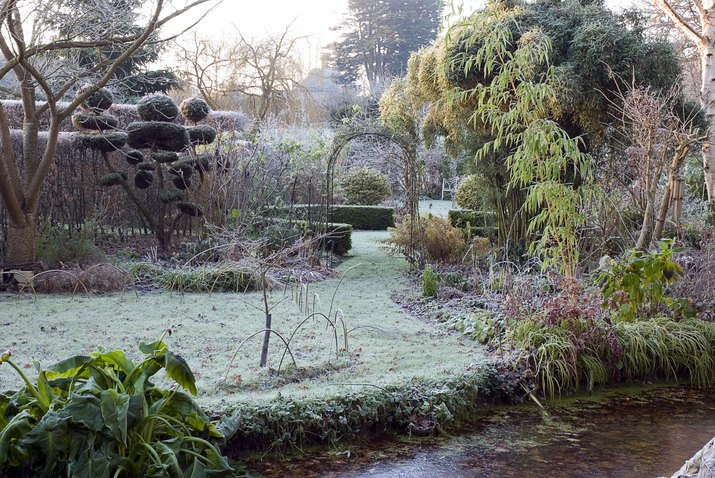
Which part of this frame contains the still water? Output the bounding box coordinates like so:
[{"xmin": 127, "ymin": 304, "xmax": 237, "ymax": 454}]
[{"xmin": 248, "ymin": 386, "xmax": 715, "ymax": 477}]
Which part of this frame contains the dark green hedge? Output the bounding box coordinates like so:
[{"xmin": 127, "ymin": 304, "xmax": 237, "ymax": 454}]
[
  {"xmin": 309, "ymin": 220, "xmax": 352, "ymax": 255},
  {"xmin": 275, "ymin": 205, "xmax": 395, "ymax": 231},
  {"xmin": 269, "ymin": 218, "xmax": 352, "ymax": 255},
  {"xmin": 448, "ymin": 209, "xmax": 498, "ymax": 240}
]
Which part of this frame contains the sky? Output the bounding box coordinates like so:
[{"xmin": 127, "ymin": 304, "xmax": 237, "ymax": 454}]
[{"xmin": 179, "ymin": 0, "xmax": 636, "ymax": 69}]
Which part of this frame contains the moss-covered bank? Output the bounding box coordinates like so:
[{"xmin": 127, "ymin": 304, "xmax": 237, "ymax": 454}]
[{"xmin": 220, "ymin": 364, "xmax": 515, "ymax": 456}]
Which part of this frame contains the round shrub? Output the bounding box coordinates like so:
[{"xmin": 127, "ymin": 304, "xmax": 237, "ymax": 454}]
[
  {"xmin": 99, "ymin": 172, "xmax": 127, "ymax": 187},
  {"xmin": 160, "ymin": 188, "xmax": 185, "ymax": 204},
  {"xmin": 72, "ymin": 113, "xmax": 118, "ymax": 131},
  {"xmin": 169, "ymin": 162, "xmax": 193, "ymax": 179},
  {"xmin": 455, "ymin": 175, "xmax": 485, "ymax": 211},
  {"xmin": 180, "ymin": 97, "xmax": 211, "ymax": 122},
  {"xmin": 177, "ymin": 201, "xmax": 203, "ymax": 217},
  {"xmin": 137, "ymin": 162, "xmax": 155, "ymax": 171},
  {"xmin": 75, "ymin": 132, "xmax": 128, "ymax": 152},
  {"xmin": 192, "ymin": 154, "xmax": 212, "ymax": 171},
  {"xmin": 153, "ymin": 151, "xmax": 180, "ymax": 164},
  {"xmin": 134, "ymin": 170, "xmax": 154, "ymax": 189},
  {"xmin": 339, "ymin": 168, "xmax": 392, "ymax": 205},
  {"xmin": 126, "ymin": 121, "xmax": 189, "ymax": 152},
  {"xmin": 173, "ymin": 176, "xmax": 191, "ymax": 190},
  {"xmin": 125, "ymin": 149, "xmax": 145, "ymax": 165},
  {"xmin": 187, "ymin": 125, "xmax": 217, "ymax": 145},
  {"xmin": 137, "ymin": 94, "xmax": 179, "ymax": 122},
  {"xmin": 76, "ymin": 85, "xmax": 114, "ymax": 112}
]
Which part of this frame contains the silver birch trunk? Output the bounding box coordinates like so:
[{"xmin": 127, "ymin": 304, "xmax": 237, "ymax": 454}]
[{"xmin": 702, "ymin": 1, "xmax": 715, "ymax": 206}]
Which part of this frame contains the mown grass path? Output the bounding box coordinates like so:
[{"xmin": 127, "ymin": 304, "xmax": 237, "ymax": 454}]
[{"xmin": 0, "ymin": 231, "xmax": 487, "ymax": 411}]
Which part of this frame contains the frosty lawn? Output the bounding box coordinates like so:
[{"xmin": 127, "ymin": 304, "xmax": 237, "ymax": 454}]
[{"xmin": 0, "ymin": 231, "xmax": 487, "ymax": 412}]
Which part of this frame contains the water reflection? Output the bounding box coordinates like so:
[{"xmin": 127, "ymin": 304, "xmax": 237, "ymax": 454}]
[{"xmin": 248, "ymin": 386, "xmax": 715, "ymax": 478}]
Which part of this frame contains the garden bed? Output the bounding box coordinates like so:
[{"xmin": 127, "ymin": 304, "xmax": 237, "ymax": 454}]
[{"xmin": 0, "ymin": 232, "xmax": 491, "ymax": 452}]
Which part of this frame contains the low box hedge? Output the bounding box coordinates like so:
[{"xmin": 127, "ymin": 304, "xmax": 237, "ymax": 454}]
[
  {"xmin": 329, "ymin": 205, "xmax": 394, "ymax": 230},
  {"xmin": 448, "ymin": 209, "xmax": 498, "ymax": 241},
  {"xmin": 267, "ymin": 217, "xmax": 352, "ymax": 255},
  {"xmin": 274, "ymin": 205, "xmax": 395, "ymax": 231}
]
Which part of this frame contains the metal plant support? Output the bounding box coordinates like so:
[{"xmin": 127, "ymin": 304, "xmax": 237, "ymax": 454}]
[{"xmin": 322, "ymin": 126, "xmax": 419, "ymax": 263}]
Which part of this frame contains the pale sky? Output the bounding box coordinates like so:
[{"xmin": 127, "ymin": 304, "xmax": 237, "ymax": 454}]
[{"xmin": 179, "ymin": 0, "xmax": 636, "ymax": 69}]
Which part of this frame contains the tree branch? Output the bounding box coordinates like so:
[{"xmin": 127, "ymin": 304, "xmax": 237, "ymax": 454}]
[{"xmin": 653, "ymin": 0, "xmax": 704, "ymax": 46}]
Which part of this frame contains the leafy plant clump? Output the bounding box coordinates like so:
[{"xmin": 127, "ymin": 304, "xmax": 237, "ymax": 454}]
[
  {"xmin": 597, "ymin": 239, "xmax": 694, "ymax": 321},
  {"xmin": 421, "ymin": 265, "xmax": 439, "ymax": 298},
  {"xmin": 0, "ymin": 338, "xmax": 239, "ymax": 477},
  {"xmin": 339, "ymin": 168, "xmax": 392, "ymax": 205},
  {"xmin": 37, "ymin": 223, "xmax": 105, "ymax": 268}
]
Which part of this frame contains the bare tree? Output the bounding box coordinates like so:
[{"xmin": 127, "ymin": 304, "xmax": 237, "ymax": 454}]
[
  {"xmin": 609, "ymin": 82, "xmax": 702, "ymax": 249},
  {"xmin": 176, "ymin": 23, "xmax": 306, "ymax": 121},
  {"xmin": 651, "ymin": 0, "xmax": 715, "ymax": 210},
  {"xmin": 0, "ymin": 0, "xmax": 219, "ymax": 267},
  {"xmin": 174, "ymin": 31, "xmax": 243, "ymax": 110}
]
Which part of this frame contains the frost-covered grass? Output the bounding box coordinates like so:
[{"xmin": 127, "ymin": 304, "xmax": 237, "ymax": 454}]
[
  {"xmin": 419, "ymin": 199, "xmax": 455, "ymax": 218},
  {"xmin": 0, "ymin": 231, "xmax": 486, "ymax": 412}
]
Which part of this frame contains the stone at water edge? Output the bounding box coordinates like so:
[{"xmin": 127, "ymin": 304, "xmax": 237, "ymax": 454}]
[{"xmin": 669, "ymin": 436, "xmax": 715, "ymax": 478}]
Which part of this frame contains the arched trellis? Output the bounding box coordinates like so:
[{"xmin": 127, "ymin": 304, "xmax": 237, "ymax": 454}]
[{"xmin": 322, "ymin": 126, "xmax": 420, "ymax": 263}]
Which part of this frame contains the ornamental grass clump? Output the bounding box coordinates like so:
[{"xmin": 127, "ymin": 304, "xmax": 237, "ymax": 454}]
[
  {"xmin": 499, "ymin": 275, "xmax": 715, "ymax": 398},
  {"xmin": 382, "ymin": 214, "xmax": 466, "ymax": 265}
]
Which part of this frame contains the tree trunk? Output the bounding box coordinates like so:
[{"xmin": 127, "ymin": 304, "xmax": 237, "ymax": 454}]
[
  {"xmin": 636, "ymin": 194, "xmax": 656, "ymax": 250},
  {"xmin": 5, "ymin": 213, "xmax": 37, "ymax": 266},
  {"xmin": 701, "ymin": 3, "xmax": 715, "ymax": 206},
  {"xmin": 653, "ymin": 144, "xmax": 690, "ymax": 244}
]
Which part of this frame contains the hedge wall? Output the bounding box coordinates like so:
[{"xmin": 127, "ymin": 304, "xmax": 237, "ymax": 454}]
[
  {"xmin": 268, "ymin": 218, "xmax": 352, "ymax": 255},
  {"xmin": 448, "ymin": 209, "xmax": 498, "ymax": 241},
  {"xmin": 276, "ymin": 205, "xmax": 395, "ymax": 231}
]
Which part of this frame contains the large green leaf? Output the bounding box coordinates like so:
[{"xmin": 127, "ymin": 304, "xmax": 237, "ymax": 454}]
[
  {"xmin": 69, "ymin": 449, "xmax": 111, "ymax": 478},
  {"xmin": 62, "ymin": 394, "xmax": 104, "ymax": 432},
  {"xmin": 154, "ymin": 441, "xmax": 183, "ymax": 478},
  {"xmin": 20, "ymin": 412, "xmax": 71, "ymax": 475},
  {"xmin": 182, "ymin": 458, "xmax": 207, "ymax": 478},
  {"xmin": 100, "ymin": 389, "xmax": 130, "ymax": 445},
  {"xmin": 0, "ymin": 411, "xmax": 33, "ymax": 466},
  {"xmin": 91, "ymin": 350, "xmax": 135, "ymax": 375},
  {"xmin": 125, "ymin": 358, "xmax": 163, "ymax": 395},
  {"xmin": 164, "ymin": 352, "xmax": 197, "ymax": 396},
  {"xmin": 139, "ymin": 340, "xmax": 168, "ymax": 355},
  {"xmin": 37, "ymin": 372, "xmax": 54, "ymax": 410},
  {"xmin": 45, "ymin": 355, "xmax": 93, "ymax": 380},
  {"xmin": 0, "ymin": 393, "xmax": 10, "ymax": 429},
  {"xmin": 150, "ymin": 391, "xmax": 204, "ymax": 420}
]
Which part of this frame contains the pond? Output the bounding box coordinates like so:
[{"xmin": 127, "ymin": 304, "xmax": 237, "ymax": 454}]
[{"xmin": 246, "ymin": 385, "xmax": 715, "ymax": 477}]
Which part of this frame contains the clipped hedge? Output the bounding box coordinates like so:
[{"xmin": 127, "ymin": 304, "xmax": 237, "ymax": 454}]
[
  {"xmin": 329, "ymin": 206, "xmax": 394, "ymax": 230},
  {"xmin": 302, "ymin": 220, "xmax": 352, "ymax": 255},
  {"xmin": 449, "ymin": 209, "xmax": 498, "ymax": 240},
  {"xmin": 265, "ymin": 218, "xmax": 353, "ymax": 255},
  {"xmin": 280, "ymin": 205, "xmax": 395, "ymax": 231}
]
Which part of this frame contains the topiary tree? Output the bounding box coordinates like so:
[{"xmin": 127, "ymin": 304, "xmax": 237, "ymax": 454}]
[
  {"xmin": 74, "ymin": 94, "xmax": 217, "ymax": 252},
  {"xmin": 454, "ymin": 175, "xmax": 486, "ymax": 211},
  {"xmin": 0, "ymin": 0, "xmax": 218, "ymax": 267},
  {"xmin": 339, "ymin": 168, "xmax": 392, "ymax": 205}
]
